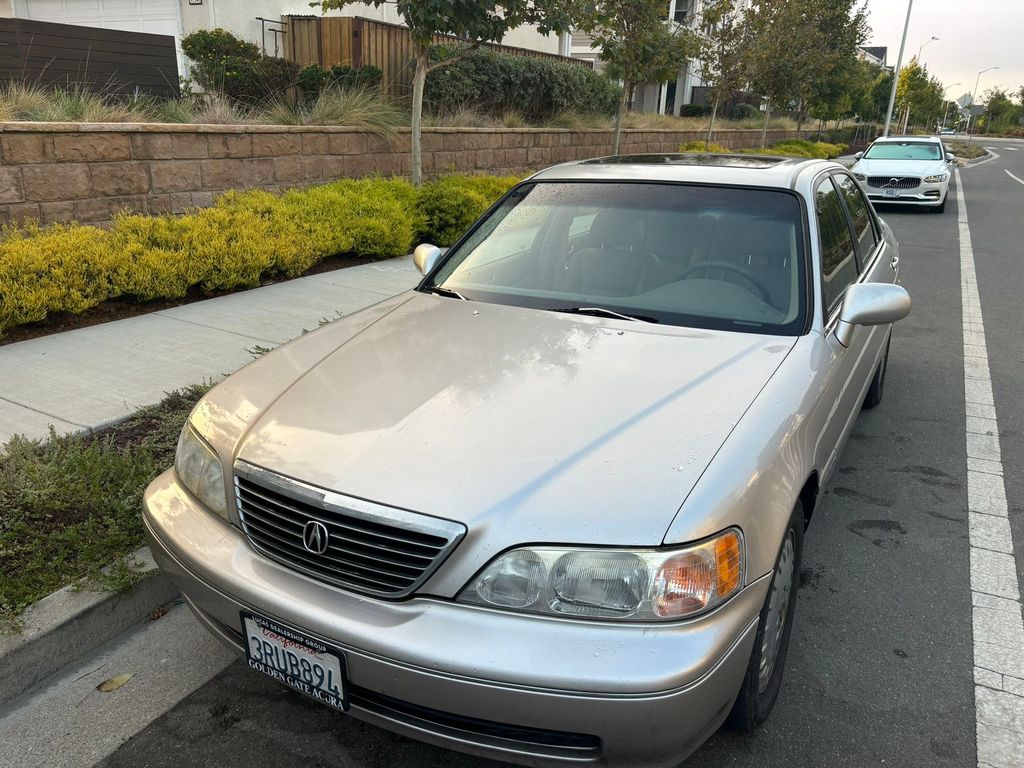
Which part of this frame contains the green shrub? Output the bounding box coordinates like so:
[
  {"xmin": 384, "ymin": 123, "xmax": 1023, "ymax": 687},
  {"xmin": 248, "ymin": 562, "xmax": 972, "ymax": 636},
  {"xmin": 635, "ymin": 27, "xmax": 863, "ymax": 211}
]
[
  {"xmin": 678, "ymin": 104, "xmax": 709, "ymax": 117},
  {"xmin": 425, "ymin": 46, "xmax": 619, "ymax": 120},
  {"xmin": 297, "ymin": 64, "xmax": 384, "ymax": 102},
  {"xmin": 679, "ymin": 140, "xmax": 733, "ymax": 153},
  {"xmin": 732, "ymin": 103, "xmax": 760, "ymax": 120},
  {"xmin": 416, "ymin": 174, "xmax": 519, "ymax": 246},
  {"xmin": 182, "ymin": 28, "xmax": 298, "ymax": 103},
  {"xmin": 0, "ymin": 222, "xmax": 119, "ymax": 332},
  {"xmin": 0, "ymin": 173, "xmax": 517, "ymax": 337}
]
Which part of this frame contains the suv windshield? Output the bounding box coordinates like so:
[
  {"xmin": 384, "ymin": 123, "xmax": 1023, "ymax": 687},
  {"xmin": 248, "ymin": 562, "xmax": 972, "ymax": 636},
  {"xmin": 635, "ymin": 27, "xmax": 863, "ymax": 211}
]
[
  {"xmin": 863, "ymin": 141, "xmax": 943, "ymax": 160},
  {"xmin": 425, "ymin": 182, "xmax": 807, "ymax": 334}
]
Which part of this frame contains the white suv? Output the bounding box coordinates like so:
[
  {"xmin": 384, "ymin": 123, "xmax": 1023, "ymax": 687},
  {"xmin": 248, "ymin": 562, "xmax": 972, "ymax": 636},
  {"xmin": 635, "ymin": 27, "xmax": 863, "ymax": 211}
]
[{"xmin": 850, "ymin": 136, "xmax": 954, "ymax": 213}]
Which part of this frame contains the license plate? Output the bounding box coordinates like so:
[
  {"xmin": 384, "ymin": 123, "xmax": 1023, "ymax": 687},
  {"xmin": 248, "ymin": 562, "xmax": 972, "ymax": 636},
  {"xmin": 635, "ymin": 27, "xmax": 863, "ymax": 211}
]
[
  {"xmin": 884, "ymin": 188, "xmax": 900, "ymax": 198},
  {"xmin": 241, "ymin": 611, "xmax": 348, "ymax": 711}
]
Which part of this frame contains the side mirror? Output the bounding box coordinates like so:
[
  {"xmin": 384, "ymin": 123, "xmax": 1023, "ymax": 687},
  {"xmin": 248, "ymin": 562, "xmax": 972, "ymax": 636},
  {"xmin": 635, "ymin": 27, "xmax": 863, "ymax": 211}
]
[
  {"xmin": 854, "ymin": 151, "xmax": 864, "ymax": 160},
  {"xmin": 413, "ymin": 243, "xmax": 443, "ymax": 276},
  {"xmin": 834, "ymin": 283, "xmax": 911, "ymax": 348},
  {"xmin": 947, "ymin": 153, "xmax": 956, "ymax": 163}
]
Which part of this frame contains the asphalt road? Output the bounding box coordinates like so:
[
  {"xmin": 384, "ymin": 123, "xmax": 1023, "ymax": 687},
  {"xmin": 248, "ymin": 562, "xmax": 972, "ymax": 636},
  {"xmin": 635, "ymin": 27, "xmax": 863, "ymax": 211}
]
[{"xmin": 82, "ymin": 143, "xmax": 1022, "ymax": 767}]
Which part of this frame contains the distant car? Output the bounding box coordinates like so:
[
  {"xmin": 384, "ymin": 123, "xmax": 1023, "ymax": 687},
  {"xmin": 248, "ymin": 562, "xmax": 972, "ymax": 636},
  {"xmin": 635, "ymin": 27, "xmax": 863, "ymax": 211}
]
[
  {"xmin": 145, "ymin": 154, "xmax": 911, "ymax": 768},
  {"xmin": 850, "ymin": 135, "xmax": 954, "ymax": 212},
  {"xmin": 938, "ymin": 127, "xmax": 956, "ymax": 135}
]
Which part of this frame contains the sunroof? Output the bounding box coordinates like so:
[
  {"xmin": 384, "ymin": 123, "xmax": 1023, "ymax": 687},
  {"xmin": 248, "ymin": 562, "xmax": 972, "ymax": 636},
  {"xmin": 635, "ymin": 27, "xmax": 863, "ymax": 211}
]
[{"xmin": 581, "ymin": 153, "xmax": 793, "ymax": 169}]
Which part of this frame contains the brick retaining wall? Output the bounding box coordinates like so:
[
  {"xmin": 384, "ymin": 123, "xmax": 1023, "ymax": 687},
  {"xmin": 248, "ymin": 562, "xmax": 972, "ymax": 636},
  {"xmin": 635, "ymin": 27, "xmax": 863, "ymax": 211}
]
[{"xmin": 0, "ymin": 124, "xmax": 811, "ymax": 225}]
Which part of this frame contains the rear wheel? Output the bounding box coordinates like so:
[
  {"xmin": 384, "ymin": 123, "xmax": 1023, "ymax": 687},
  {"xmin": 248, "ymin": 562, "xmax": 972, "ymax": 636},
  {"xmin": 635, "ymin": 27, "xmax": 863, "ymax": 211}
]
[
  {"xmin": 728, "ymin": 503, "xmax": 804, "ymax": 732},
  {"xmin": 863, "ymin": 336, "xmax": 891, "ymax": 409}
]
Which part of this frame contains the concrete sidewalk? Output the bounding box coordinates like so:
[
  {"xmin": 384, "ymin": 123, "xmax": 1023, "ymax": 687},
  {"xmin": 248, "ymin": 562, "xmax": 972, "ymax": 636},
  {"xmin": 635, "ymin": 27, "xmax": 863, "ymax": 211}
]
[{"xmin": 0, "ymin": 256, "xmax": 420, "ymax": 444}]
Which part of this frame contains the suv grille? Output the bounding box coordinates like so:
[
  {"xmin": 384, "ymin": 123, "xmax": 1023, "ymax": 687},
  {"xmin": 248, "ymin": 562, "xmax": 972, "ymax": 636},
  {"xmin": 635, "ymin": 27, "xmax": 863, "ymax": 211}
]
[
  {"xmin": 234, "ymin": 462, "xmax": 465, "ymax": 598},
  {"xmin": 867, "ymin": 176, "xmax": 920, "ymax": 189}
]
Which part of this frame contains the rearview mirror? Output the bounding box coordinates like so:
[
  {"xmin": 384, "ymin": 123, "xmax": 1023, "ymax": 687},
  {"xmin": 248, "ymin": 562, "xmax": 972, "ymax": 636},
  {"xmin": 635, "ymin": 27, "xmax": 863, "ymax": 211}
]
[
  {"xmin": 835, "ymin": 283, "xmax": 911, "ymax": 347},
  {"xmin": 854, "ymin": 151, "xmax": 864, "ymax": 160},
  {"xmin": 947, "ymin": 153, "xmax": 956, "ymax": 162},
  {"xmin": 413, "ymin": 244, "xmax": 443, "ymax": 276}
]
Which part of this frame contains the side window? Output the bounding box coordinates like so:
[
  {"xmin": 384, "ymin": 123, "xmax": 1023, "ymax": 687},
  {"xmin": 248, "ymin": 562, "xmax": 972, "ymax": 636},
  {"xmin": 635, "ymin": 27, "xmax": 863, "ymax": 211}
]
[
  {"xmin": 815, "ymin": 181, "xmax": 859, "ymax": 314},
  {"xmin": 833, "ymin": 174, "xmax": 878, "ymax": 265}
]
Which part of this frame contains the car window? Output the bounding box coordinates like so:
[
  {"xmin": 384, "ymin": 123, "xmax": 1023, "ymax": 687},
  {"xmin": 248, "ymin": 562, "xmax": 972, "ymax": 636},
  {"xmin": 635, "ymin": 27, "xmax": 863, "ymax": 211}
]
[
  {"xmin": 428, "ymin": 181, "xmax": 808, "ymax": 335},
  {"xmin": 832, "ymin": 174, "xmax": 877, "ymax": 264},
  {"xmin": 863, "ymin": 141, "xmax": 942, "ymax": 160},
  {"xmin": 815, "ymin": 182, "xmax": 859, "ymax": 314}
]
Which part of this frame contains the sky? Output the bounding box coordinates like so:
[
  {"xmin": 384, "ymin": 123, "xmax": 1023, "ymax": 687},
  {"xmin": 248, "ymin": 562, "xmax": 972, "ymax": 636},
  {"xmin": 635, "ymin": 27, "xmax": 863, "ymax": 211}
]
[{"xmin": 864, "ymin": 0, "xmax": 1023, "ymax": 102}]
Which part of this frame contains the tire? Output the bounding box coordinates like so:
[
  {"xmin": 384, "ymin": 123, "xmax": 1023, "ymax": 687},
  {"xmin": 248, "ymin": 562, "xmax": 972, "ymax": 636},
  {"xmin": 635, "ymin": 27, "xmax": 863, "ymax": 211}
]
[
  {"xmin": 863, "ymin": 336, "xmax": 890, "ymax": 410},
  {"xmin": 932, "ymin": 197, "xmax": 946, "ymax": 213},
  {"xmin": 728, "ymin": 502, "xmax": 804, "ymax": 732}
]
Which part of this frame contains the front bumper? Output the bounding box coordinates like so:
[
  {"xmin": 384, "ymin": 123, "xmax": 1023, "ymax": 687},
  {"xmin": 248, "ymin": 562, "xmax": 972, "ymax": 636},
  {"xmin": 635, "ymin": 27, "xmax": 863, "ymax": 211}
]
[
  {"xmin": 144, "ymin": 469, "xmax": 767, "ymax": 767},
  {"xmin": 865, "ymin": 184, "xmax": 948, "ymax": 206}
]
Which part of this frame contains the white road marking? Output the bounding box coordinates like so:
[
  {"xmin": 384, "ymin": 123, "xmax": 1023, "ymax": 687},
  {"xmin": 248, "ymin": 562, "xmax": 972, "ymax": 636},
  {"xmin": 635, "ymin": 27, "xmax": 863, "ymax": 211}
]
[
  {"xmin": 1006, "ymin": 170, "xmax": 1024, "ymax": 187},
  {"xmin": 1005, "ymin": 147, "xmax": 1019, "ymax": 151},
  {"xmin": 955, "ymin": 169, "xmax": 1024, "ymax": 767},
  {"xmin": 985, "ymin": 146, "xmax": 1000, "ymax": 150}
]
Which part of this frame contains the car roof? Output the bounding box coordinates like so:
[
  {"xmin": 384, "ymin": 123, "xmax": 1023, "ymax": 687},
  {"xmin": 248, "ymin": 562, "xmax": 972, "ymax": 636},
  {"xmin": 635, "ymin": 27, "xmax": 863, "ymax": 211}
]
[
  {"xmin": 871, "ymin": 135, "xmax": 942, "ymax": 143},
  {"xmin": 528, "ymin": 153, "xmax": 834, "ymax": 190}
]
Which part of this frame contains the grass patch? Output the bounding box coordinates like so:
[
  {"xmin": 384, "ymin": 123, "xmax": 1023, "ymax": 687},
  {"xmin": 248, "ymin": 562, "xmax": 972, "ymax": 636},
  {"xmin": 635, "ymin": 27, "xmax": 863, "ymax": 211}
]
[
  {"xmin": 947, "ymin": 140, "xmax": 988, "ymax": 160},
  {"xmin": 0, "ymin": 385, "xmax": 209, "ymax": 631}
]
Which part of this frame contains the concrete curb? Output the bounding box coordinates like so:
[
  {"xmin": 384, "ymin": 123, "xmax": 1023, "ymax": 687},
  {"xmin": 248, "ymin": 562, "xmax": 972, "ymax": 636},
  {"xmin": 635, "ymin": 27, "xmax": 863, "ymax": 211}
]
[{"xmin": 0, "ymin": 546, "xmax": 179, "ymax": 707}]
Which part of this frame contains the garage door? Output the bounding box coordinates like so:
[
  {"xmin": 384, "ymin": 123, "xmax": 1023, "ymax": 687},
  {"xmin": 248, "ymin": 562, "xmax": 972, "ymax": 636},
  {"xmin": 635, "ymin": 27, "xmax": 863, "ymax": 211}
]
[{"xmin": 17, "ymin": 0, "xmax": 180, "ymax": 39}]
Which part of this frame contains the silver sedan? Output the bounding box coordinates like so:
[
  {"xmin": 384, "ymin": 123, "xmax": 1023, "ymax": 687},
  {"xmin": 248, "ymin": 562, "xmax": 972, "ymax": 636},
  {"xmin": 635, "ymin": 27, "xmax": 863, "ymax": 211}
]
[{"xmin": 145, "ymin": 153, "xmax": 911, "ymax": 767}]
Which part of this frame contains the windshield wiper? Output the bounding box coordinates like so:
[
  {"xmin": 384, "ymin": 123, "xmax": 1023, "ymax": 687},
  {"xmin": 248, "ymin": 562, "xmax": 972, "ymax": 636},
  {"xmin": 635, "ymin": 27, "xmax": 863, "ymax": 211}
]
[
  {"xmin": 549, "ymin": 306, "xmax": 659, "ymax": 324},
  {"xmin": 424, "ymin": 285, "xmax": 469, "ymax": 301}
]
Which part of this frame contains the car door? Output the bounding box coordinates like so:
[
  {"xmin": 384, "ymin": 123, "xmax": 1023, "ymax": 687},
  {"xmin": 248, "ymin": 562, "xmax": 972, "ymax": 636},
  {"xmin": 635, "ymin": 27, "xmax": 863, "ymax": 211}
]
[{"xmin": 813, "ymin": 172, "xmax": 885, "ymax": 479}]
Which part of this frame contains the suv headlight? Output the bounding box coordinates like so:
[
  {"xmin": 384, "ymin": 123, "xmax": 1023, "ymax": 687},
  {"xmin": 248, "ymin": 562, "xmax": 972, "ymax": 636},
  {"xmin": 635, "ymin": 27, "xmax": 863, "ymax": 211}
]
[
  {"xmin": 175, "ymin": 423, "xmax": 228, "ymax": 518},
  {"xmin": 458, "ymin": 529, "xmax": 744, "ymax": 621},
  {"xmin": 923, "ymin": 173, "xmax": 949, "ymax": 183}
]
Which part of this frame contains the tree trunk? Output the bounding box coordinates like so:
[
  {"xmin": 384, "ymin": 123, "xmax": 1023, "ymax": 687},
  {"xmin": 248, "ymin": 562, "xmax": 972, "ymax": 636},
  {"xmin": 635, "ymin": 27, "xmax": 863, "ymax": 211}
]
[
  {"xmin": 760, "ymin": 98, "xmax": 772, "ymax": 149},
  {"xmin": 410, "ymin": 47, "xmax": 428, "ymax": 186},
  {"xmin": 705, "ymin": 96, "xmax": 720, "ymax": 150},
  {"xmin": 612, "ymin": 81, "xmax": 630, "ymax": 155}
]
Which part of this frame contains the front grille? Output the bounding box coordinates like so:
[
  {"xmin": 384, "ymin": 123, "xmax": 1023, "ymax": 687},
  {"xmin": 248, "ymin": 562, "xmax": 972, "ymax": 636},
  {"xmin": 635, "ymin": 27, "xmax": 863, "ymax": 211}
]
[
  {"xmin": 867, "ymin": 176, "xmax": 920, "ymax": 189},
  {"xmin": 235, "ymin": 462, "xmax": 465, "ymax": 598}
]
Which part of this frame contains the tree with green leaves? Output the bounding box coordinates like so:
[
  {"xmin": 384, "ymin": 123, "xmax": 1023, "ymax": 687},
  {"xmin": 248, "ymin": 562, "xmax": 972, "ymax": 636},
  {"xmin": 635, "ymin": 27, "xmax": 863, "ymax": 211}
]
[
  {"xmin": 693, "ymin": 0, "xmax": 751, "ymax": 148},
  {"xmin": 744, "ymin": 0, "xmax": 825, "ymax": 147},
  {"xmin": 895, "ymin": 57, "xmax": 944, "ymax": 131},
  {"xmin": 315, "ymin": 1, "xmax": 576, "ymax": 185},
  {"xmin": 575, "ymin": 0, "xmax": 695, "ymax": 155}
]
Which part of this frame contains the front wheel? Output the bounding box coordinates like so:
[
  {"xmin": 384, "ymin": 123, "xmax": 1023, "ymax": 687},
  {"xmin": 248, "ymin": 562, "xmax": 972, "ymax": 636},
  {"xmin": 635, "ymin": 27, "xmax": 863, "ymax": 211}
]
[
  {"xmin": 727, "ymin": 502, "xmax": 804, "ymax": 732},
  {"xmin": 932, "ymin": 196, "xmax": 947, "ymax": 213}
]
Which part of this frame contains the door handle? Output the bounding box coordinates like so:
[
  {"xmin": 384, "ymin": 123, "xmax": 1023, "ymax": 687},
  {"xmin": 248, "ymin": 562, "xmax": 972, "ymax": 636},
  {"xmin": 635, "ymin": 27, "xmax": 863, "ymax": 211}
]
[{"xmin": 890, "ymin": 255, "xmax": 900, "ymax": 270}]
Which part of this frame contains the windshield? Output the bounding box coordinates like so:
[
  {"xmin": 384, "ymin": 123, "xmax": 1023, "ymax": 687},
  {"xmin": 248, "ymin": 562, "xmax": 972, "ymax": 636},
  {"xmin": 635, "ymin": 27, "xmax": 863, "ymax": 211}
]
[
  {"xmin": 425, "ymin": 182, "xmax": 808, "ymax": 335},
  {"xmin": 863, "ymin": 141, "xmax": 943, "ymax": 160}
]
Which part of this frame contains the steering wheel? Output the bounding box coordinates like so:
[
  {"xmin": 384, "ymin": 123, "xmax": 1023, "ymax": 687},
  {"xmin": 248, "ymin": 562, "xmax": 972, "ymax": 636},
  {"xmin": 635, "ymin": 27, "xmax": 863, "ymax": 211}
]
[{"xmin": 675, "ymin": 260, "xmax": 772, "ymax": 304}]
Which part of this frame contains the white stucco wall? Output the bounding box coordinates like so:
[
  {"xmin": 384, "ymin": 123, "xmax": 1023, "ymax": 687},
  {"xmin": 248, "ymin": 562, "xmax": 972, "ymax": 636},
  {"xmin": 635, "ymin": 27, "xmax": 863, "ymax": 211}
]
[{"xmin": 179, "ymin": 1, "xmax": 559, "ymax": 56}]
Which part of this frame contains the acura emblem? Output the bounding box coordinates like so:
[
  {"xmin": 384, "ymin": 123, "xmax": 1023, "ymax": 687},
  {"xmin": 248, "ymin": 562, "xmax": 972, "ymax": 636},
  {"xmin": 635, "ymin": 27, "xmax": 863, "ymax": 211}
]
[{"xmin": 302, "ymin": 520, "xmax": 330, "ymax": 554}]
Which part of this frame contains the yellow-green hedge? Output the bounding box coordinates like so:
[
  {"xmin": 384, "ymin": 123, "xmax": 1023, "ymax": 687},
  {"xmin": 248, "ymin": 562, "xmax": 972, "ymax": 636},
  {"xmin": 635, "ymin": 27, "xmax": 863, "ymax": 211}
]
[
  {"xmin": 0, "ymin": 174, "xmax": 520, "ymax": 337},
  {"xmin": 678, "ymin": 138, "xmax": 849, "ymax": 159}
]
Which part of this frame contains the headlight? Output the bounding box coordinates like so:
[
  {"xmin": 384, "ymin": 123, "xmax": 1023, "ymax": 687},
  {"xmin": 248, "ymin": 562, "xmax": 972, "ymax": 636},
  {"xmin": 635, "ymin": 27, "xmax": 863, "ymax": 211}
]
[
  {"xmin": 175, "ymin": 423, "xmax": 228, "ymax": 518},
  {"xmin": 853, "ymin": 172, "xmax": 866, "ymax": 181},
  {"xmin": 923, "ymin": 173, "xmax": 949, "ymax": 183},
  {"xmin": 458, "ymin": 529, "xmax": 744, "ymax": 621}
]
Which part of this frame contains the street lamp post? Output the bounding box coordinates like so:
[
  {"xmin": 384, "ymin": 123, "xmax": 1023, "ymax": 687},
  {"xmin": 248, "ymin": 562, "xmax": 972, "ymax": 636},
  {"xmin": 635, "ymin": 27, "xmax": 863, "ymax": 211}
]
[
  {"xmin": 883, "ymin": 0, "xmax": 915, "ymax": 137},
  {"xmin": 917, "ymin": 36, "xmax": 939, "ymax": 61},
  {"xmin": 967, "ymin": 66, "xmax": 999, "ymax": 144},
  {"xmin": 942, "ymin": 82, "xmax": 962, "ymax": 130}
]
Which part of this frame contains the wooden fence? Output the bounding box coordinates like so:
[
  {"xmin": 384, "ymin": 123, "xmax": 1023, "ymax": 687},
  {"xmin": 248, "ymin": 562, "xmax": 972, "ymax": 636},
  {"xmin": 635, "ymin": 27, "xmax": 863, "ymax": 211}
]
[
  {"xmin": 0, "ymin": 18, "xmax": 178, "ymax": 97},
  {"xmin": 282, "ymin": 16, "xmax": 591, "ymax": 99}
]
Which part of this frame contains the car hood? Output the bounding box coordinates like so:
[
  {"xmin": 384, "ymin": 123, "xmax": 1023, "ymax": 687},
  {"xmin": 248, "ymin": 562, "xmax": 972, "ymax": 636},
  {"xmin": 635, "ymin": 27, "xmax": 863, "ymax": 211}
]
[
  {"xmin": 852, "ymin": 158, "xmax": 949, "ymax": 178},
  {"xmin": 234, "ymin": 293, "xmax": 795, "ymax": 548}
]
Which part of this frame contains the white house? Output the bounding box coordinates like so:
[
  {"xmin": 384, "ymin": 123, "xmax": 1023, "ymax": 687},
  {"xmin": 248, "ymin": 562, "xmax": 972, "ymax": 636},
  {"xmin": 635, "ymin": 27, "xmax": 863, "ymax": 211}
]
[{"xmin": 0, "ymin": 1, "xmax": 564, "ymax": 74}]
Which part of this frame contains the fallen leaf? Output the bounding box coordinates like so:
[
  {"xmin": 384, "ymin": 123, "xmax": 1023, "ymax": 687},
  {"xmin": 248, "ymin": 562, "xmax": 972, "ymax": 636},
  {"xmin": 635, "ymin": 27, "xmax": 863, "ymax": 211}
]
[
  {"xmin": 96, "ymin": 673, "xmax": 133, "ymax": 692},
  {"xmin": 149, "ymin": 607, "xmax": 168, "ymax": 622}
]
